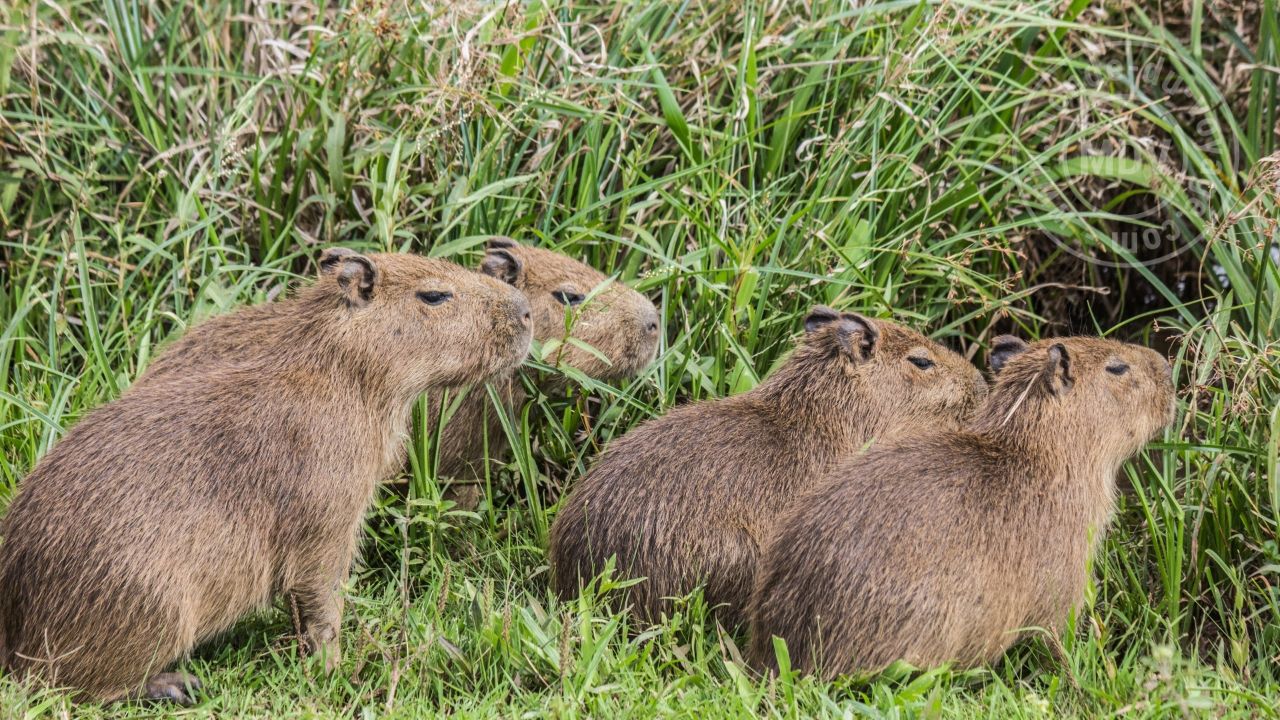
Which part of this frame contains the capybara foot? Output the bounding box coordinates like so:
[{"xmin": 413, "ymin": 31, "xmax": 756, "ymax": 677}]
[
  {"xmin": 304, "ymin": 626, "xmax": 342, "ymax": 673},
  {"xmin": 443, "ymin": 481, "xmax": 482, "ymax": 511},
  {"xmin": 315, "ymin": 639, "xmax": 342, "ymax": 674},
  {"xmin": 142, "ymin": 672, "xmax": 202, "ymax": 705}
]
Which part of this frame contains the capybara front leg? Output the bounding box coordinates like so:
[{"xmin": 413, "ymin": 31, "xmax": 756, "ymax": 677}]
[{"xmin": 292, "ymin": 574, "xmax": 345, "ymax": 673}]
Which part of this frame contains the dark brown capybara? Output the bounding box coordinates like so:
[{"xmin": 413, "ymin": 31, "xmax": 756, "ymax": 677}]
[
  {"xmin": 747, "ymin": 336, "xmax": 1175, "ymax": 678},
  {"xmin": 548, "ymin": 306, "xmax": 988, "ymax": 627},
  {"xmin": 0, "ymin": 249, "xmax": 532, "ymax": 703}
]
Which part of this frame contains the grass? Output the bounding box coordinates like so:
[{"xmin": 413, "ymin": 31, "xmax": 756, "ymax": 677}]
[{"xmin": 1, "ymin": 0, "xmax": 1278, "ymax": 716}]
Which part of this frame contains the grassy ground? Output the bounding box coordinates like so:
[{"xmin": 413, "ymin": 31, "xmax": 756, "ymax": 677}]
[{"xmin": 2, "ymin": 0, "xmax": 1279, "ymax": 716}]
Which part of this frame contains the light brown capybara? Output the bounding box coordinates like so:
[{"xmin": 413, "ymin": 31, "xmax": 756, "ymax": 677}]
[
  {"xmin": 549, "ymin": 306, "xmax": 988, "ymax": 628},
  {"xmin": 431, "ymin": 238, "xmax": 661, "ymax": 506},
  {"xmin": 747, "ymin": 336, "xmax": 1175, "ymax": 678},
  {"xmin": 0, "ymin": 249, "xmax": 532, "ymax": 703}
]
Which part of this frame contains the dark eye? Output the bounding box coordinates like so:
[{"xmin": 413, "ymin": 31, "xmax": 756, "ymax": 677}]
[
  {"xmin": 417, "ymin": 290, "xmax": 452, "ymax": 306},
  {"xmin": 908, "ymin": 356, "xmax": 935, "ymax": 370},
  {"xmin": 552, "ymin": 290, "xmax": 585, "ymax": 306},
  {"xmin": 1106, "ymin": 362, "xmax": 1130, "ymax": 376}
]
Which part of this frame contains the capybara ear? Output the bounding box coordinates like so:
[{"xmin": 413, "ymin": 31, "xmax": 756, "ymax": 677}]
[
  {"xmin": 836, "ymin": 312, "xmax": 879, "ymax": 362},
  {"xmin": 803, "ymin": 306, "xmax": 840, "ymax": 333},
  {"xmin": 989, "ymin": 335, "xmax": 1029, "ymax": 374},
  {"xmin": 1041, "ymin": 342, "xmax": 1074, "ymax": 395},
  {"xmin": 487, "ymin": 236, "xmax": 518, "ymax": 250},
  {"xmin": 481, "ymin": 248, "xmax": 523, "ymax": 286},
  {"xmin": 319, "ymin": 247, "xmax": 377, "ymax": 307}
]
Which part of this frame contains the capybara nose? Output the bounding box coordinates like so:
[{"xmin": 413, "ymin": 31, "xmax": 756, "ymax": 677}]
[
  {"xmin": 641, "ymin": 307, "xmax": 660, "ymax": 336},
  {"xmin": 972, "ymin": 370, "xmax": 989, "ymax": 398},
  {"xmin": 513, "ymin": 296, "xmax": 532, "ymax": 329},
  {"xmin": 1151, "ymin": 354, "xmax": 1172, "ymax": 381}
]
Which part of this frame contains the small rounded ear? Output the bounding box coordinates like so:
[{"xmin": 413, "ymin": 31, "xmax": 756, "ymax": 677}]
[
  {"xmin": 487, "ymin": 236, "xmax": 518, "ymax": 250},
  {"xmin": 1041, "ymin": 342, "xmax": 1074, "ymax": 395},
  {"xmin": 803, "ymin": 306, "xmax": 840, "ymax": 333},
  {"xmin": 481, "ymin": 248, "xmax": 522, "ymax": 286},
  {"xmin": 318, "ymin": 247, "xmax": 377, "ymax": 306},
  {"xmin": 835, "ymin": 312, "xmax": 879, "ymax": 362},
  {"xmin": 989, "ymin": 335, "xmax": 1030, "ymax": 374}
]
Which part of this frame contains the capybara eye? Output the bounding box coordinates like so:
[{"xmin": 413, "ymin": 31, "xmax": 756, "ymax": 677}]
[
  {"xmin": 553, "ymin": 290, "xmax": 585, "ymax": 306},
  {"xmin": 908, "ymin": 356, "xmax": 935, "ymax": 370},
  {"xmin": 417, "ymin": 290, "xmax": 452, "ymax": 305},
  {"xmin": 1106, "ymin": 361, "xmax": 1130, "ymax": 376}
]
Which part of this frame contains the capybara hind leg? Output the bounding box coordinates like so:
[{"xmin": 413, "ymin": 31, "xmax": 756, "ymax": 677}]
[{"xmin": 124, "ymin": 672, "xmax": 202, "ymax": 705}]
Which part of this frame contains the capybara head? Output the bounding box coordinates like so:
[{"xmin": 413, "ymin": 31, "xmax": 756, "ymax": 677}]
[
  {"xmin": 793, "ymin": 306, "xmax": 988, "ymax": 431},
  {"xmin": 983, "ymin": 335, "xmax": 1176, "ymax": 457},
  {"xmin": 316, "ymin": 248, "xmax": 532, "ymax": 392},
  {"xmin": 477, "ymin": 237, "xmax": 660, "ymax": 380}
]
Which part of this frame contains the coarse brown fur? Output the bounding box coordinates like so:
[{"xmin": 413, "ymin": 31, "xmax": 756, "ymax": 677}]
[
  {"xmin": 430, "ymin": 238, "xmax": 661, "ymax": 506},
  {"xmin": 746, "ymin": 337, "xmax": 1176, "ymax": 679},
  {"xmin": 0, "ymin": 250, "xmax": 532, "ymax": 703},
  {"xmin": 548, "ymin": 307, "xmax": 988, "ymax": 628}
]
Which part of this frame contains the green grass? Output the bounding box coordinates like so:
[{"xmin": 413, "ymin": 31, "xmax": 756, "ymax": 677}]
[{"xmin": 1, "ymin": 0, "xmax": 1278, "ymax": 716}]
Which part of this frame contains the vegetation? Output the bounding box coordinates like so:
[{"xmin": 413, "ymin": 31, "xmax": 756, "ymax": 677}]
[{"xmin": 1, "ymin": 0, "xmax": 1277, "ymax": 716}]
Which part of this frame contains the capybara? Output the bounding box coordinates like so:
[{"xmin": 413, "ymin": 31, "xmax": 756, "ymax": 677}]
[
  {"xmin": 549, "ymin": 306, "xmax": 988, "ymax": 627},
  {"xmin": 747, "ymin": 336, "xmax": 1175, "ymax": 678},
  {"xmin": 0, "ymin": 249, "xmax": 532, "ymax": 703},
  {"xmin": 431, "ymin": 238, "xmax": 661, "ymax": 506}
]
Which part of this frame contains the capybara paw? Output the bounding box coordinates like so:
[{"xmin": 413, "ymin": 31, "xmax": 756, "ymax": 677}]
[
  {"xmin": 442, "ymin": 482, "xmax": 482, "ymax": 511},
  {"xmin": 142, "ymin": 671, "xmax": 202, "ymax": 705},
  {"xmin": 322, "ymin": 642, "xmax": 342, "ymax": 674},
  {"xmin": 304, "ymin": 627, "xmax": 342, "ymax": 673},
  {"xmin": 307, "ymin": 636, "xmax": 341, "ymax": 674}
]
